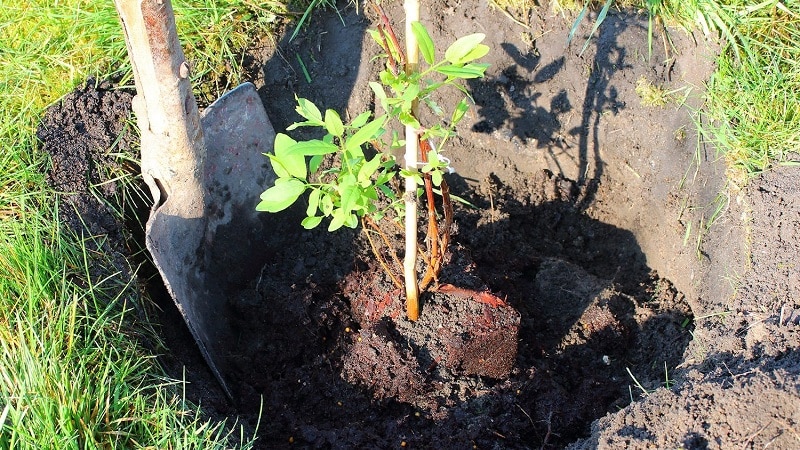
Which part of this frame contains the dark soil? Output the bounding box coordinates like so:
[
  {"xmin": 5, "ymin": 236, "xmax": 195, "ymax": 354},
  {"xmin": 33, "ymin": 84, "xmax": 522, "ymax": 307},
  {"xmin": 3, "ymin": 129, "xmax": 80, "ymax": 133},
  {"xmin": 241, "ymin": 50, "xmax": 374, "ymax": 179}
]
[
  {"xmin": 36, "ymin": 78, "xmax": 140, "ymax": 300},
  {"xmin": 38, "ymin": 1, "xmax": 800, "ymax": 449}
]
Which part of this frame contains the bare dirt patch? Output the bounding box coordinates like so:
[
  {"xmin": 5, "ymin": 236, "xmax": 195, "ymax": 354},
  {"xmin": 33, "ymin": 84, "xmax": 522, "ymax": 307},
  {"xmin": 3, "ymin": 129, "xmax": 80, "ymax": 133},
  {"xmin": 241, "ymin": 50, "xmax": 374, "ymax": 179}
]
[{"xmin": 38, "ymin": 1, "xmax": 800, "ymax": 448}]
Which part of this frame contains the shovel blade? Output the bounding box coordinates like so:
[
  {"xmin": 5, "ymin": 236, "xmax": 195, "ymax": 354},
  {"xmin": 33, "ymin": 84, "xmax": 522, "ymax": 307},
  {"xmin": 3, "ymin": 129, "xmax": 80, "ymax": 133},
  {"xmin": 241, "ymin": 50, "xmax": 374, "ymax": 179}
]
[{"xmin": 146, "ymin": 83, "xmax": 276, "ymax": 399}]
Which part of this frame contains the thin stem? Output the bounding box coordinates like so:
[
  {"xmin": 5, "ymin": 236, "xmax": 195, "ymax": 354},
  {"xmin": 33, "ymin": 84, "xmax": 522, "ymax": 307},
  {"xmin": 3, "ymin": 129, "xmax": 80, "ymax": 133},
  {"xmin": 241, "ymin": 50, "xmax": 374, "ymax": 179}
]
[
  {"xmin": 440, "ymin": 178, "xmax": 453, "ymax": 251},
  {"xmin": 371, "ymin": 2, "xmax": 406, "ymax": 70},
  {"xmin": 418, "ymin": 138, "xmax": 441, "ymax": 291}
]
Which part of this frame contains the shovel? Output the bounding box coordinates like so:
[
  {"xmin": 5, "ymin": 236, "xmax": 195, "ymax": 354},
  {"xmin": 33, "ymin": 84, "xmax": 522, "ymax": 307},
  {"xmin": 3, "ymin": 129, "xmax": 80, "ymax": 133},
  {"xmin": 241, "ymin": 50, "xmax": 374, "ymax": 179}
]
[{"xmin": 114, "ymin": 0, "xmax": 276, "ymax": 399}]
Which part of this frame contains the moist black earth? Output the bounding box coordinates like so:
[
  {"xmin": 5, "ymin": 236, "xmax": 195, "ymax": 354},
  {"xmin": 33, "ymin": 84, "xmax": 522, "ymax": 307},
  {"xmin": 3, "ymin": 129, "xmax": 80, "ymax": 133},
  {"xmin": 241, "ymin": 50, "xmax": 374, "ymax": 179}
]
[{"xmin": 37, "ymin": 1, "xmax": 800, "ymax": 449}]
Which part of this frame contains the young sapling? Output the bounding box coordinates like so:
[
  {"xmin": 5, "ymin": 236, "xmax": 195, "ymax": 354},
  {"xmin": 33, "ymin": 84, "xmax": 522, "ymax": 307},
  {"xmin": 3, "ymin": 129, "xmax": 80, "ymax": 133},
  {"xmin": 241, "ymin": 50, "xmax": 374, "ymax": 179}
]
[{"xmin": 258, "ymin": 17, "xmax": 489, "ymax": 320}]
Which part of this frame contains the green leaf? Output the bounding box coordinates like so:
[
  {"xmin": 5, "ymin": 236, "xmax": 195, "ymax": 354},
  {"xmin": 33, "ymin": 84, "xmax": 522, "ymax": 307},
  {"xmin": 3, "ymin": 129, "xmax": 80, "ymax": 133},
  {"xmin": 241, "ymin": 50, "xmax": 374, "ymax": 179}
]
[
  {"xmin": 368, "ymin": 28, "xmax": 402, "ymax": 64},
  {"xmin": 344, "ymin": 213, "xmax": 359, "ymax": 228},
  {"xmin": 401, "ymin": 83, "xmax": 420, "ymax": 103},
  {"xmin": 363, "ymin": 186, "xmax": 379, "ymax": 201},
  {"xmin": 451, "ymin": 98, "xmax": 470, "ymax": 125},
  {"xmin": 382, "ymin": 29, "xmax": 403, "ymax": 65},
  {"xmin": 306, "ymin": 189, "xmax": 321, "ymax": 216},
  {"xmin": 436, "ymin": 189, "xmax": 478, "ymax": 209},
  {"xmin": 286, "ymin": 140, "xmax": 339, "ymax": 156},
  {"xmin": 273, "ymin": 132, "xmax": 297, "ymax": 153},
  {"xmin": 267, "ymin": 154, "xmax": 289, "ymax": 179},
  {"xmin": 301, "ymin": 216, "xmax": 323, "ymax": 229},
  {"xmin": 346, "ymin": 143, "xmax": 364, "ymax": 159},
  {"xmin": 378, "ymin": 69, "xmax": 394, "ymax": 86},
  {"xmin": 566, "ymin": 2, "xmax": 589, "ymax": 46},
  {"xmin": 345, "ymin": 116, "xmax": 386, "ymax": 154},
  {"xmin": 350, "ymin": 111, "xmax": 372, "ymax": 128},
  {"xmin": 367, "ymin": 28, "xmax": 385, "ymax": 49},
  {"xmin": 580, "ymin": 0, "xmax": 614, "ymax": 56},
  {"xmin": 369, "ymin": 81, "xmax": 389, "ymax": 113},
  {"xmin": 267, "ymin": 154, "xmax": 306, "ymax": 180},
  {"xmin": 426, "ymin": 149, "xmax": 439, "ymax": 166},
  {"xmin": 459, "ymin": 44, "xmax": 490, "ymax": 64},
  {"xmin": 423, "ymin": 97, "xmax": 445, "ymax": 117},
  {"xmin": 398, "ymin": 111, "xmax": 421, "ymax": 128},
  {"xmin": 389, "ymin": 132, "xmax": 404, "ymax": 149},
  {"xmin": 377, "ymin": 184, "xmax": 396, "ymax": 200},
  {"xmin": 421, "ymin": 126, "xmax": 451, "ymax": 142},
  {"xmin": 444, "ymin": 33, "xmax": 486, "ymax": 64},
  {"xmin": 295, "ymin": 97, "xmax": 323, "ymax": 124},
  {"xmin": 271, "ymin": 133, "xmax": 306, "ymax": 179},
  {"xmin": 376, "ymin": 169, "xmax": 395, "ymax": 186},
  {"xmin": 400, "ymin": 169, "xmax": 424, "ymax": 186},
  {"xmin": 324, "ymin": 109, "xmax": 344, "ymax": 137},
  {"xmin": 411, "ymin": 21, "xmax": 435, "ymax": 65},
  {"xmin": 257, "ymin": 179, "xmax": 306, "ymax": 212},
  {"xmin": 357, "ymin": 155, "xmax": 383, "ymax": 185},
  {"xmin": 435, "ymin": 63, "xmax": 490, "ymax": 79},
  {"xmin": 431, "ymin": 170, "xmax": 443, "ymax": 186},
  {"xmin": 286, "ymin": 120, "xmax": 319, "ymax": 130},
  {"xmin": 309, "ymin": 154, "xmax": 324, "ymax": 173},
  {"xmin": 339, "ymin": 182, "xmax": 360, "ymax": 214},
  {"xmin": 321, "ymin": 194, "xmax": 334, "ymax": 215},
  {"xmin": 328, "ymin": 208, "xmax": 347, "ymax": 231},
  {"xmin": 381, "ymin": 157, "xmax": 397, "ymax": 169}
]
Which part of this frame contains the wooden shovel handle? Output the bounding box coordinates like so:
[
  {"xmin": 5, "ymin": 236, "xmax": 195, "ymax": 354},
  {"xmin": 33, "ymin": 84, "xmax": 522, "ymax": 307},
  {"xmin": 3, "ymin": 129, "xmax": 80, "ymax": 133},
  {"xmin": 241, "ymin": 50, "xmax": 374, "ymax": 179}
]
[{"xmin": 114, "ymin": 0, "xmax": 205, "ymax": 210}]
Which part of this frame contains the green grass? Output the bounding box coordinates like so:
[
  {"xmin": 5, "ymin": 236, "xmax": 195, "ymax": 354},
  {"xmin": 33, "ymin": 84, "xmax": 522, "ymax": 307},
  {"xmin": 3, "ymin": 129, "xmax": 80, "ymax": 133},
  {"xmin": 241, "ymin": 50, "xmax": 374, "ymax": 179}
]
[
  {"xmin": 700, "ymin": 1, "xmax": 800, "ymax": 178},
  {"xmin": 0, "ymin": 0, "xmax": 281, "ymax": 447},
  {"xmin": 0, "ymin": 217, "xmax": 253, "ymax": 448}
]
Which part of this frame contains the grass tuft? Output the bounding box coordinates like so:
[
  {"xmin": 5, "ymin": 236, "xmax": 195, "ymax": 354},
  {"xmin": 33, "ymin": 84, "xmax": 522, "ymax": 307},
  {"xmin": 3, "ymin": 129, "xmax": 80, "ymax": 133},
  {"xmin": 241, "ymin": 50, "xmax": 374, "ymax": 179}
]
[
  {"xmin": 288, "ymin": 0, "xmax": 345, "ymax": 42},
  {"xmin": 635, "ymin": 76, "xmax": 670, "ymax": 107},
  {"xmin": 173, "ymin": 0, "xmax": 288, "ymax": 103},
  {"xmin": 701, "ymin": 2, "xmax": 800, "ymax": 178}
]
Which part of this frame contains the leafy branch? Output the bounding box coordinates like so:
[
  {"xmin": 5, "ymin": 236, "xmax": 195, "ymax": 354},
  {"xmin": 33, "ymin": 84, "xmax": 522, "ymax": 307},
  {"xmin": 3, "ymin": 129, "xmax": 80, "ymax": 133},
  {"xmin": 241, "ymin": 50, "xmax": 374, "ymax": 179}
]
[{"xmin": 257, "ymin": 18, "xmax": 489, "ymax": 321}]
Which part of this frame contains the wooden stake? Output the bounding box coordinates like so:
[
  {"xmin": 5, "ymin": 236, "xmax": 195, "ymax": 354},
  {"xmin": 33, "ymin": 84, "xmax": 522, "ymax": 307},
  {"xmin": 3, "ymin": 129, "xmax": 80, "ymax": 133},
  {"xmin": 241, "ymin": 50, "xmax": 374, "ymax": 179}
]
[{"xmin": 403, "ymin": 0, "xmax": 421, "ymax": 321}]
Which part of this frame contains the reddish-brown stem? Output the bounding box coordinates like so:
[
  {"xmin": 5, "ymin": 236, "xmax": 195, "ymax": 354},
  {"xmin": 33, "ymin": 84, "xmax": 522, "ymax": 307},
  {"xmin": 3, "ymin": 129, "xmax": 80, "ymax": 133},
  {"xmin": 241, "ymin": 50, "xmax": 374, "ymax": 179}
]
[
  {"xmin": 440, "ymin": 178, "xmax": 453, "ymax": 251},
  {"xmin": 376, "ymin": 25, "xmax": 398, "ymax": 74},
  {"xmin": 370, "ymin": 2, "xmax": 406, "ymax": 69},
  {"xmin": 418, "ymin": 138, "xmax": 441, "ymax": 290}
]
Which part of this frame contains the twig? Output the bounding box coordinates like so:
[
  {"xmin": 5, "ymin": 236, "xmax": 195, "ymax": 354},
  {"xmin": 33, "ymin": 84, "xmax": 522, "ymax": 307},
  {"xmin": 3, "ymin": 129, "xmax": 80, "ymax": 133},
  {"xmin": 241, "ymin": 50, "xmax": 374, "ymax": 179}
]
[
  {"xmin": 515, "ymin": 403, "xmax": 534, "ymax": 427},
  {"xmin": 540, "ymin": 411, "xmax": 554, "ymax": 450},
  {"xmin": 440, "ymin": 178, "xmax": 453, "ymax": 251},
  {"xmin": 775, "ymin": 418, "xmax": 800, "ymax": 442},
  {"xmin": 494, "ymin": 6, "xmax": 530, "ymax": 29},
  {"xmin": 741, "ymin": 421, "xmax": 771, "ymax": 450}
]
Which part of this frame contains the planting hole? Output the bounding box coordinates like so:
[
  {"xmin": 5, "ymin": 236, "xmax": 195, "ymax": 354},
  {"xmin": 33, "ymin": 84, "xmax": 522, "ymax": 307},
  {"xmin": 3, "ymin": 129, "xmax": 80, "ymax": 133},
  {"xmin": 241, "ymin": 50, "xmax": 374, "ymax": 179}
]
[{"xmin": 39, "ymin": 2, "xmax": 724, "ymax": 448}]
